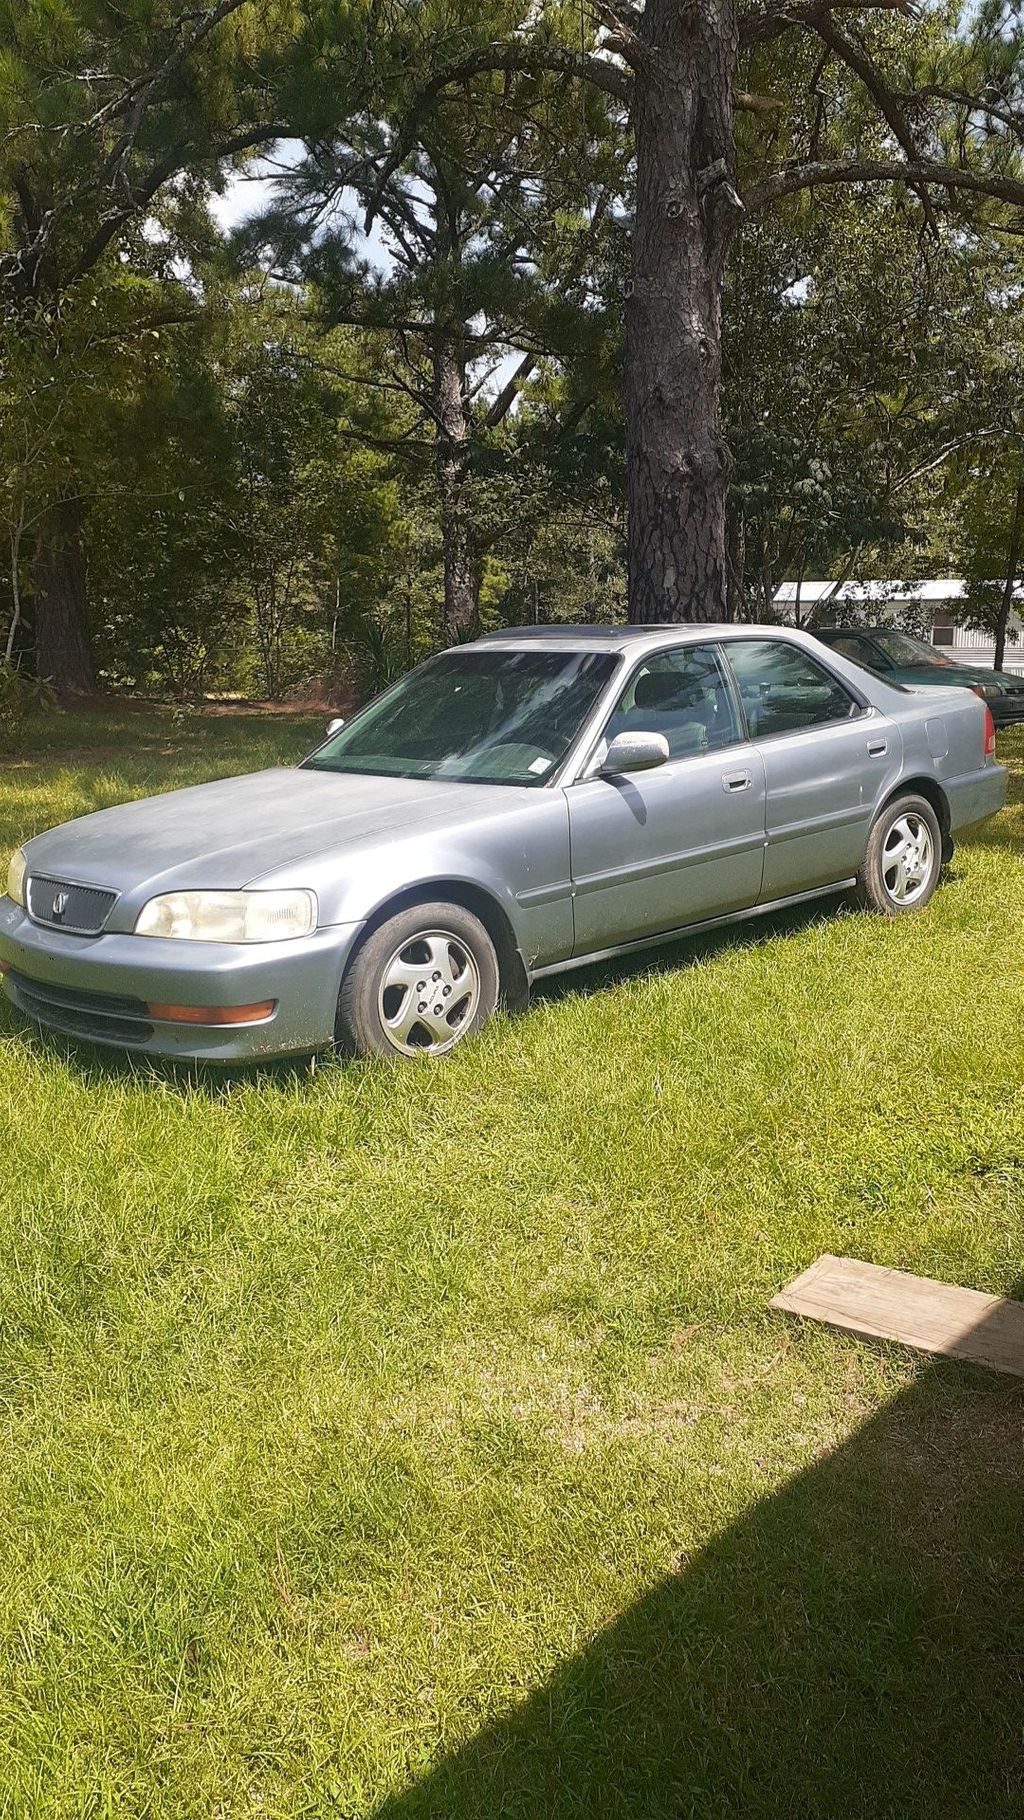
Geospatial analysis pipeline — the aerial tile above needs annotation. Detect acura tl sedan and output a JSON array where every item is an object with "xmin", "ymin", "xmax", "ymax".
[{"xmin": 0, "ymin": 625, "xmax": 1007, "ymax": 1063}]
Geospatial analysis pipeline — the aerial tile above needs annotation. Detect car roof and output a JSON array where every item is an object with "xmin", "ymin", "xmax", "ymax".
[
  {"xmin": 816, "ymin": 627, "xmax": 891, "ymax": 637},
  {"xmin": 474, "ymin": 623, "xmax": 815, "ymax": 654}
]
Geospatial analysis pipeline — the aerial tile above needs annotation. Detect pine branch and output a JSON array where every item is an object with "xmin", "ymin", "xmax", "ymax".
[
  {"xmin": 362, "ymin": 45, "xmax": 632, "ymax": 236},
  {"xmin": 92, "ymin": 0, "xmax": 255, "ymax": 160},
  {"xmin": 483, "ymin": 354, "xmax": 538, "ymax": 428},
  {"xmin": 903, "ymin": 83, "xmax": 1024, "ymax": 145},
  {"xmin": 745, "ymin": 155, "xmax": 1024, "ymax": 214},
  {"xmin": 809, "ymin": 15, "xmax": 939, "ymax": 233},
  {"xmin": 740, "ymin": 0, "xmax": 917, "ymax": 51}
]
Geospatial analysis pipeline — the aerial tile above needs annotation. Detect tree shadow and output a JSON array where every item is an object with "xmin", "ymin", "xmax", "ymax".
[
  {"xmin": 531, "ymin": 888, "xmax": 856, "ymax": 1006},
  {"xmin": 373, "ymin": 1296, "xmax": 1024, "ymax": 1820}
]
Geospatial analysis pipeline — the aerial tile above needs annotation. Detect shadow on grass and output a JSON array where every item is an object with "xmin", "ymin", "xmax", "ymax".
[
  {"xmin": 374, "ymin": 1297, "xmax": 1024, "ymax": 1820},
  {"xmin": 530, "ymin": 890, "xmax": 856, "ymax": 1007}
]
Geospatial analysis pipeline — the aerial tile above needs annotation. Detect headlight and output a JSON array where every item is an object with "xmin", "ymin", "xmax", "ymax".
[
  {"xmin": 6, "ymin": 848, "xmax": 27, "ymax": 908},
  {"xmin": 134, "ymin": 889, "xmax": 317, "ymax": 943}
]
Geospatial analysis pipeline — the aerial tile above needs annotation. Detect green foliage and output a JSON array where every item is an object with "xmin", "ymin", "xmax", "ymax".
[
  {"xmin": 2, "ymin": 0, "xmax": 1024, "ymax": 682},
  {"xmin": 226, "ymin": 304, "xmax": 404, "ymax": 697},
  {"xmin": 0, "ymin": 0, "xmax": 295, "ymax": 299}
]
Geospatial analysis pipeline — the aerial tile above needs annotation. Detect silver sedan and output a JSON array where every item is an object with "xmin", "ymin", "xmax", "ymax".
[{"xmin": 0, "ymin": 625, "xmax": 1008, "ymax": 1062}]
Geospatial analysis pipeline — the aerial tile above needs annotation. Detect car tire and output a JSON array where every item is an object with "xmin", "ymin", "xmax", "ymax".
[
  {"xmin": 854, "ymin": 793, "xmax": 942, "ymax": 917},
  {"xmin": 336, "ymin": 900, "xmax": 500, "ymax": 1059}
]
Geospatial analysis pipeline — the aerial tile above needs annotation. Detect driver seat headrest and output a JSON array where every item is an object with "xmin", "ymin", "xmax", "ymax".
[
  {"xmin": 635, "ymin": 671, "xmax": 679, "ymax": 710},
  {"xmin": 634, "ymin": 669, "xmax": 705, "ymax": 710}
]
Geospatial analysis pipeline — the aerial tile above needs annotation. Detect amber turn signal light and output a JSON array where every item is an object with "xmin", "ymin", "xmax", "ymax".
[{"xmin": 146, "ymin": 1000, "xmax": 276, "ymax": 1026}]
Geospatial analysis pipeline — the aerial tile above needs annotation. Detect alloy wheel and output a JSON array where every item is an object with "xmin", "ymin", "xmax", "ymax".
[
  {"xmin": 377, "ymin": 928, "xmax": 482, "ymax": 1055},
  {"xmin": 881, "ymin": 812, "xmax": 934, "ymax": 906}
]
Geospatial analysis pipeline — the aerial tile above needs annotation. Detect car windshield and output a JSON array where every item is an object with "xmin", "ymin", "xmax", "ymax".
[
  {"xmin": 871, "ymin": 629, "xmax": 955, "ymax": 667},
  {"xmin": 303, "ymin": 647, "xmax": 619, "ymax": 785}
]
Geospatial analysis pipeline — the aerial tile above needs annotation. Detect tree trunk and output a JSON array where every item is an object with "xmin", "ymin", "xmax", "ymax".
[
  {"xmin": 994, "ymin": 480, "xmax": 1024, "ymax": 671},
  {"xmin": 432, "ymin": 331, "xmax": 477, "ymax": 638},
  {"xmin": 5, "ymin": 494, "xmax": 26, "ymax": 666},
  {"xmin": 725, "ymin": 501, "xmax": 745, "ymax": 622},
  {"xmin": 626, "ymin": 0, "xmax": 740, "ymax": 624},
  {"xmin": 32, "ymin": 498, "xmax": 94, "ymax": 690}
]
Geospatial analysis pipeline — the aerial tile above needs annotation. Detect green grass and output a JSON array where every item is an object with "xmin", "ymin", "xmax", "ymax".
[{"xmin": 1, "ymin": 702, "xmax": 1023, "ymax": 1818}]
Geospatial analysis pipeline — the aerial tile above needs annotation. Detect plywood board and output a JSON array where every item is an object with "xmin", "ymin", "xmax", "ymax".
[{"xmin": 771, "ymin": 1254, "xmax": 1024, "ymax": 1378}]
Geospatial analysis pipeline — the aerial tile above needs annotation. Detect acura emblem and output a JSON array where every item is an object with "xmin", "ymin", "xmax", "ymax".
[{"xmin": 52, "ymin": 891, "xmax": 69, "ymax": 921}]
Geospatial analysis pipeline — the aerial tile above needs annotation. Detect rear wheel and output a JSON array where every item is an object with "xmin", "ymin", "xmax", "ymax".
[
  {"xmin": 854, "ymin": 793, "xmax": 942, "ymax": 917},
  {"xmin": 337, "ymin": 900, "xmax": 499, "ymax": 1059}
]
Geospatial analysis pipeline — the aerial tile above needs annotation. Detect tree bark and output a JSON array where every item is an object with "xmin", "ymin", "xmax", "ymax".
[
  {"xmin": 432, "ymin": 331, "xmax": 477, "ymax": 638},
  {"xmin": 32, "ymin": 498, "xmax": 94, "ymax": 690},
  {"xmin": 994, "ymin": 480, "xmax": 1024, "ymax": 672},
  {"xmin": 626, "ymin": 0, "xmax": 741, "ymax": 624}
]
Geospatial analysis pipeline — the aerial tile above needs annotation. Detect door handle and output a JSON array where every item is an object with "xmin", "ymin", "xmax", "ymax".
[
  {"xmin": 722, "ymin": 769, "xmax": 752, "ymax": 792},
  {"xmin": 867, "ymin": 738, "xmax": 888, "ymax": 756}
]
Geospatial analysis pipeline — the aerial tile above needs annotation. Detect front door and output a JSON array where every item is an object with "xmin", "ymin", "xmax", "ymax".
[{"xmin": 566, "ymin": 644, "xmax": 767, "ymax": 956}]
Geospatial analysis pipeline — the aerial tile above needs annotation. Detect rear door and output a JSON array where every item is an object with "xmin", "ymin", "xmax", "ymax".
[
  {"xmin": 722, "ymin": 637, "xmax": 898, "ymax": 900},
  {"xmin": 566, "ymin": 643, "xmax": 767, "ymax": 955}
]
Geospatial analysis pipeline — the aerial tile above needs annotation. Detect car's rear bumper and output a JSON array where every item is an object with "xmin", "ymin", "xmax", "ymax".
[
  {"xmin": 945, "ymin": 763, "xmax": 1008, "ymax": 833},
  {"xmin": 0, "ymin": 896, "xmax": 363, "ymax": 1060}
]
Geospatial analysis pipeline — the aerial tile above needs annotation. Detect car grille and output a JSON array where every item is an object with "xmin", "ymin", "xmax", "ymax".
[
  {"xmin": 4, "ymin": 967, "xmax": 153, "ymax": 1045},
  {"xmin": 26, "ymin": 875, "xmax": 118, "ymax": 935}
]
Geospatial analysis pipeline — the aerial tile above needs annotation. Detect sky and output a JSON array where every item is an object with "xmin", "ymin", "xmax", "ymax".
[{"xmin": 208, "ymin": 144, "xmax": 393, "ymax": 272}]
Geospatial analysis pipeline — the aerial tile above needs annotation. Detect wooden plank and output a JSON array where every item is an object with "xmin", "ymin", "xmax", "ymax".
[{"xmin": 771, "ymin": 1254, "xmax": 1024, "ymax": 1378}]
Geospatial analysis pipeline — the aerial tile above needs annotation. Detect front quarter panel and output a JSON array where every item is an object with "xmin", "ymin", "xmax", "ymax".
[{"xmin": 255, "ymin": 788, "xmax": 575, "ymax": 971}]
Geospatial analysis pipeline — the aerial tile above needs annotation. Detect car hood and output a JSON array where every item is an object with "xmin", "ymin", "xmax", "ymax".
[
  {"xmin": 963, "ymin": 665, "xmax": 1024, "ymax": 691},
  {"xmin": 21, "ymin": 766, "xmax": 534, "ymax": 896}
]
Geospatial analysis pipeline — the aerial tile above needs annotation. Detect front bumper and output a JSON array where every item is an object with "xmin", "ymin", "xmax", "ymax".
[
  {"xmin": 993, "ymin": 701, "xmax": 1024, "ymax": 729},
  {"xmin": 0, "ymin": 896, "xmax": 364, "ymax": 1060}
]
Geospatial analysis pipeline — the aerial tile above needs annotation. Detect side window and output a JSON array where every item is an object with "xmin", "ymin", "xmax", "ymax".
[
  {"xmin": 726, "ymin": 640, "xmax": 862, "ymax": 738},
  {"xmin": 604, "ymin": 644, "xmax": 741, "ymax": 760},
  {"xmin": 829, "ymin": 634, "xmax": 881, "ymax": 670}
]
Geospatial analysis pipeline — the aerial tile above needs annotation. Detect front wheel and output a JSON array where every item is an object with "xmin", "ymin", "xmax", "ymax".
[
  {"xmin": 337, "ymin": 900, "xmax": 499, "ymax": 1059},
  {"xmin": 854, "ymin": 793, "xmax": 942, "ymax": 917}
]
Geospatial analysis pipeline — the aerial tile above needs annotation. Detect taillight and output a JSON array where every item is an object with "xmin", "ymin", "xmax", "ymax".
[{"xmin": 983, "ymin": 705, "xmax": 996, "ymax": 758}]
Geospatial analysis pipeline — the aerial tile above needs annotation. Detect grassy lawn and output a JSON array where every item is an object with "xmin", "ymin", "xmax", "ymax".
[{"xmin": 1, "ymin": 702, "xmax": 1023, "ymax": 1818}]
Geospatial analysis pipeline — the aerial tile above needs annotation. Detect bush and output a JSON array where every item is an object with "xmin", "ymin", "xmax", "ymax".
[{"xmin": 0, "ymin": 665, "xmax": 54, "ymax": 756}]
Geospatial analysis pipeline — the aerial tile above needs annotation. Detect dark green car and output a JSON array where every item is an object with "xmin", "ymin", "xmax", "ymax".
[{"xmin": 813, "ymin": 627, "xmax": 1024, "ymax": 729}]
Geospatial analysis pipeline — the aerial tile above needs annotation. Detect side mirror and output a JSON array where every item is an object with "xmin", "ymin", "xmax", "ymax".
[
  {"xmin": 600, "ymin": 730, "xmax": 670, "ymax": 776},
  {"xmin": 326, "ymin": 717, "xmax": 345, "ymax": 738}
]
